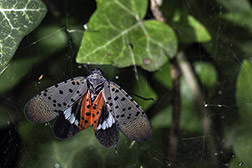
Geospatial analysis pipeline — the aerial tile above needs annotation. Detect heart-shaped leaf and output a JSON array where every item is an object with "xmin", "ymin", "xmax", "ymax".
[{"xmin": 77, "ymin": 0, "xmax": 177, "ymax": 71}]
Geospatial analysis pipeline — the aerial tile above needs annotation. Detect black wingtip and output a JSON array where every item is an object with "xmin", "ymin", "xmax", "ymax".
[
  {"xmin": 53, "ymin": 113, "xmax": 80, "ymax": 140},
  {"xmin": 95, "ymin": 124, "xmax": 120, "ymax": 148}
]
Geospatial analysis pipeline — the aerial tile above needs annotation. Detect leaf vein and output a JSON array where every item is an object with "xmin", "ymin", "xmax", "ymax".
[
  {"xmin": 114, "ymin": 0, "xmax": 138, "ymax": 19},
  {"xmin": 84, "ymin": 22, "xmax": 141, "ymax": 57}
]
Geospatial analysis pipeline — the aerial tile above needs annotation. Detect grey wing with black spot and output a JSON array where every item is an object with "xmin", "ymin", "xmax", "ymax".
[
  {"xmin": 24, "ymin": 77, "xmax": 88, "ymax": 123},
  {"xmin": 102, "ymin": 81, "xmax": 152, "ymax": 141}
]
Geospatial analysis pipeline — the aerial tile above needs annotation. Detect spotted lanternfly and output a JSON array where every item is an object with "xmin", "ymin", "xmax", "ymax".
[{"xmin": 24, "ymin": 69, "xmax": 152, "ymax": 148}]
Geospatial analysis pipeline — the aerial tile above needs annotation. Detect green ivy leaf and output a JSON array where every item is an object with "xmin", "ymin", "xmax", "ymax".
[
  {"xmin": 232, "ymin": 60, "xmax": 252, "ymax": 167},
  {"xmin": 0, "ymin": 0, "xmax": 47, "ymax": 74},
  {"xmin": 194, "ymin": 62, "xmax": 217, "ymax": 88},
  {"xmin": 77, "ymin": 0, "xmax": 177, "ymax": 72}
]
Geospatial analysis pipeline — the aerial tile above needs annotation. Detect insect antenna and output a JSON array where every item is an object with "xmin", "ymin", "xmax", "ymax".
[
  {"xmin": 82, "ymin": 64, "xmax": 91, "ymax": 74},
  {"xmin": 128, "ymin": 92, "xmax": 154, "ymax": 102}
]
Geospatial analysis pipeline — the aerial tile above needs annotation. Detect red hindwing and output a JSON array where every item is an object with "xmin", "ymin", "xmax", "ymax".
[{"xmin": 79, "ymin": 90, "xmax": 103, "ymax": 131}]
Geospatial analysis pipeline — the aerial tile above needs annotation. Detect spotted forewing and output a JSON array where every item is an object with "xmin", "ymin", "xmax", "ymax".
[
  {"xmin": 102, "ymin": 81, "xmax": 152, "ymax": 141},
  {"xmin": 24, "ymin": 77, "xmax": 87, "ymax": 123},
  {"xmin": 24, "ymin": 69, "xmax": 152, "ymax": 148}
]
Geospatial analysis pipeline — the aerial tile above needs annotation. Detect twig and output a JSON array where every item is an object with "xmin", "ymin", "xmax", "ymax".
[
  {"xmin": 176, "ymin": 52, "xmax": 218, "ymax": 166},
  {"xmin": 150, "ymin": 0, "xmax": 166, "ymax": 22},
  {"xmin": 150, "ymin": 1, "xmax": 218, "ymax": 166},
  {"xmin": 150, "ymin": 0, "xmax": 181, "ymax": 165},
  {"xmin": 168, "ymin": 60, "xmax": 181, "ymax": 163}
]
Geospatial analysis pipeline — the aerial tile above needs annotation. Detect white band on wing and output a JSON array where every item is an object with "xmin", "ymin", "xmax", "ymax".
[{"xmin": 97, "ymin": 112, "xmax": 115, "ymax": 130}]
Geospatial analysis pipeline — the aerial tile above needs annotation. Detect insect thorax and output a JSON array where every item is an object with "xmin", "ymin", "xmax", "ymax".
[{"xmin": 87, "ymin": 69, "xmax": 106, "ymax": 103}]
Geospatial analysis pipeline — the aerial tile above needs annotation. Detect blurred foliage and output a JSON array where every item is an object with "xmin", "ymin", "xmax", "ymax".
[
  {"xmin": 222, "ymin": 10, "xmax": 252, "ymax": 33},
  {"xmin": 161, "ymin": 0, "xmax": 212, "ymax": 43},
  {"xmin": 231, "ymin": 60, "xmax": 252, "ymax": 168},
  {"xmin": 0, "ymin": 0, "xmax": 252, "ymax": 167},
  {"xmin": 194, "ymin": 62, "xmax": 218, "ymax": 88},
  {"xmin": 18, "ymin": 121, "xmax": 126, "ymax": 168},
  {"xmin": 0, "ymin": 57, "xmax": 41, "ymax": 93},
  {"xmin": 152, "ymin": 77, "xmax": 202, "ymax": 133},
  {"xmin": 0, "ymin": 105, "xmax": 16, "ymax": 127}
]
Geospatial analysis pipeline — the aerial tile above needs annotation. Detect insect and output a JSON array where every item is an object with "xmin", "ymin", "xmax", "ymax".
[{"xmin": 24, "ymin": 68, "xmax": 152, "ymax": 148}]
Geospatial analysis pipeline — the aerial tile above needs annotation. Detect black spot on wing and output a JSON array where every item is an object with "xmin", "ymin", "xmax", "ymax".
[
  {"xmin": 102, "ymin": 81, "xmax": 152, "ymax": 142},
  {"xmin": 27, "ymin": 77, "xmax": 87, "ymax": 119},
  {"xmin": 93, "ymin": 104, "xmax": 97, "ymax": 110}
]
